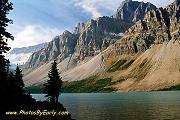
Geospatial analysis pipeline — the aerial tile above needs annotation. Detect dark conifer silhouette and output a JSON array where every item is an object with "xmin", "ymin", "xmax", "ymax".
[
  {"xmin": 13, "ymin": 65, "xmax": 24, "ymax": 96},
  {"xmin": 0, "ymin": 56, "xmax": 10, "ymax": 91},
  {"xmin": 0, "ymin": 0, "xmax": 13, "ymax": 109},
  {"xmin": 44, "ymin": 60, "xmax": 63, "ymax": 103},
  {"xmin": 7, "ymin": 71, "xmax": 15, "ymax": 91},
  {"xmin": 0, "ymin": 0, "xmax": 14, "ymax": 54}
]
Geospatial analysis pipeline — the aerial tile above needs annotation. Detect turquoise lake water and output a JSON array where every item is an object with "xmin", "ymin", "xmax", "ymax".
[{"xmin": 32, "ymin": 92, "xmax": 180, "ymax": 120}]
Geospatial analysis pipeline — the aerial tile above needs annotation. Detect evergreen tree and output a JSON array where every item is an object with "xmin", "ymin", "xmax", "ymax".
[
  {"xmin": 8, "ymin": 71, "xmax": 14, "ymax": 87},
  {"xmin": 44, "ymin": 60, "xmax": 63, "ymax": 103},
  {"xmin": 14, "ymin": 65, "xmax": 24, "ymax": 96},
  {"xmin": 7, "ymin": 71, "xmax": 15, "ymax": 96},
  {"xmin": 0, "ymin": 0, "xmax": 14, "ymax": 54},
  {"xmin": 0, "ymin": 56, "xmax": 10, "ymax": 83},
  {"xmin": 0, "ymin": 0, "xmax": 13, "ymax": 104}
]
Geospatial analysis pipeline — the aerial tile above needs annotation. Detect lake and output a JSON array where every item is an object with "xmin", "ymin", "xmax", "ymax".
[{"xmin": 32, "ymin": 92, "xmax": 180, "ymax": 120}]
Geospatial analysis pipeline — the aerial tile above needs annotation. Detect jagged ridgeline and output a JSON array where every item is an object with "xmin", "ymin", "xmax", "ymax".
[
  {"xmin": 105, "ymin": 0, "xmax": 180, "ymax": 57},
  {"xmin": 24, "ymin": 0, "xmax": 180, "ymax": 92},
  {"xmin": 23, "ymin": 0, "xmax": 156, "ymax": 69},
  {"xmin": 102, "ymin": 0, "xmax": 180, "ymax": 91}
]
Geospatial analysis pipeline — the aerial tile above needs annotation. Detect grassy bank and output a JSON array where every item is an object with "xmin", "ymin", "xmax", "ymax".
[{"xmin": 25, "ymin": 76, "xmax": 116, "ymax": 93}]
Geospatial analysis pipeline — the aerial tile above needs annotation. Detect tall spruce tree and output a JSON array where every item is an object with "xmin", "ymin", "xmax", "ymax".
[
  {"xmin": 0, "ymin": 0, "xmax": 14, "ymax": 54},
  {"xmin": 0, "ymin": 0, "xmax": 14, "ymax": 103},
  {"xmin": 7, "ymin": 71, "xmax": 15, "ymax": 97},
  {"xmin": 44, "ymin": 60, "xmax": 63, "ymax": 103},
  {"xmin": 14, "ymin": 65, "xmax": 24, "ymax": 96},
  {"xmin": 8, "ymin": 71, "xmax": 14, "ymax": 88}
]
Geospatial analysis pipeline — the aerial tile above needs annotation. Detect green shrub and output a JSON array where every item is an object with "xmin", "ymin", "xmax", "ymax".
[
  {"xmin": 62, "ymin": 77, "xmax": 115, "ymax": 93},
  {"xmin": 107, "ymin": 59, "xmax": 127, "ymax": 72},
  {"xmin": 139, "ymin": 59, "xmax": 147, "ymax": 68},
  {"xmin": 121, "ymin": 60, "xmax": 134, "ymax": 70},
  {"xmin": 107, "ymin": 59, "xmax": 135, "ymax": 72}
]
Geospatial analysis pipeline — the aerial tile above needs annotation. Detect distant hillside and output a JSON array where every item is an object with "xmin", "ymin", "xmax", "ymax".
[{"xmin": 6, "ymin": 43, "xmax": 48, "ymax": 65}]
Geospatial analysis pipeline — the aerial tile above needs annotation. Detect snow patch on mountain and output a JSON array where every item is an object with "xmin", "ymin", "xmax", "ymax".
[
  {"xmin": 5, "ymin": 43, "xmax": 48, "ymax": 65},
  {"xmin": 6, "ymin": 53, "xmax": 33, "ymax": 65}
]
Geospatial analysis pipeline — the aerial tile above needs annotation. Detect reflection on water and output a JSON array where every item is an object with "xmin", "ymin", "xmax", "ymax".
[{"xmin": 32, "ymin": 91, "xmax": 180, "ymax": 120}]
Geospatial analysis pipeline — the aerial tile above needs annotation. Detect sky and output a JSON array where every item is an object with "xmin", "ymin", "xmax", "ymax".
[{"xmin": 7, "ymin": 0, "xmax": 173, "ymax": 49}]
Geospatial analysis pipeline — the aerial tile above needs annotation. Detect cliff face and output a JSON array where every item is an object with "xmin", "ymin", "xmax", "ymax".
[
  {"xmin": 74, "ymin": 17, "xmax": 130, "ymax": 60},
  {"xmin": 24, "ymin": 31, "xmax": 77, "ymax": 68},
  {"xmin": 114, "ymin": 0, "xmax": 157, "ymax": 22},
  {"xmin": 167, "ymin": 0, "xmax": 180, "ymax": 40},
  {"xmin": 105, "ymin": 0, "xmax": 180, "ymax": 58},
  {"xmin": 74, "ymin": 0, "xmax": 156, "ymax": 60},
  {"xmin": 24, "ymin": 0, "xmax": 157, "ymax": 69}
]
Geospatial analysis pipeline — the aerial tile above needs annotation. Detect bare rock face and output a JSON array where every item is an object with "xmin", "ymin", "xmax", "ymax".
[
  {"xmin": 74, "ymin": 17, "xmax": 131, "ymax": 60},
  {"xmin": 105, "ymin": 0, "xmax": 180, "ymax": 58},
  {"xmin": 166, "ymin": 0, "xmax": 180, "ymax": 40},
  {"xmin": 24, "ymin": 31, "xmax": 77, "ymax": 68},
  {"xmin": 73, "ymin": 0, "xmax": 157, "ymax": 61},
  {"xmin": 114, "ymin": 0, "xmax": 156, "ymax": 22},
  {"xmin": 24, "ymin": 0, "xmax": 157, "ymax": 69}
]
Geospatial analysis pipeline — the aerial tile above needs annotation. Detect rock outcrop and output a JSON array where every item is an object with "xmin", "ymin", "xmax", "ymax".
[
  {"xmin": 114, "ymin": 0, "xmax": 157, "ymax": 22},
  {"xmin": 166, "ymin": 0, "xmax": 180, "ymax": 40},
  {"xmin": 105, "ymin": 0, "xmax": 180, "ymax": 58},
  {"xmin": 74, "ymin": 17, "xmax": 130, "ymax": 60},
  {"xmin": 24, "ymin": 31, "xmax": 77, "ymax": 68},
  {"xmin": 24, "ymin": 0, "xmax": 157, "ymax": 69}
]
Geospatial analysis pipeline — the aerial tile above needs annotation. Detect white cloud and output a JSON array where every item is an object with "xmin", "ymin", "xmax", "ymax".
[
  {"xmin": 73, "ymin": 0, "xmax": 172, "ymax": 19},
  {"xmin": 8, "ymin": 25, "xmax": 62, "ymax": 49},
  {"xmin": 73, "ymin": 0, "xmax": 122, "ymax": 18},
  {"xmin": 73, "ymin": 0, "xmax": 104, "ymax": 18}
]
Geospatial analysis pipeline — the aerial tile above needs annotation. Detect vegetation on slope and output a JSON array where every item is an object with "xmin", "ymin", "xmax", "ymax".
[
  {"xmin": 26, "ymin": 76, "xmax": 116, "ymax": 93},
  {"xmin": 158, "ymin": 84, "xmax": 180, "ymax": 91},
  {"xmin": 107, "ymin": 59, "xmax": 134, "ymax": 72},
  {"xmin": 62, "ymin": 77, "xmax": 115, "ymax": 93},
  {"xmin": 139, "ymin": 59, "xmax": 148, "ymax": 68},
  {"xmin": 25, "ymin": 84, "xmax": 44, "ymax": 93}
]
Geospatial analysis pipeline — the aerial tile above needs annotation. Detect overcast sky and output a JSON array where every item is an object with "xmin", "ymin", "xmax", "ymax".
[{"xmin": 7, "ymin": 0, "xmax": 173, "ymax": 49}]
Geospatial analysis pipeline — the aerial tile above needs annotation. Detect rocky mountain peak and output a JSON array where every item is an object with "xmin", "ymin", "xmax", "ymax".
[
  {"xmin": 105, "ymin": 0, "xmax": 180, "ymax": 59},
  {"xmin": 23, "ymin": 31, "xmax": 78, "ymax": 68},
  {"xmin": 62, "ymin": 30, "xmax": 71, "ymax": 35},
  {"xmin": 173, "ymin": 0, "xmax": 180, "ymax": 5},
  {"xmin": 114, "ymin": 0, "xmax": 156, "ymax": 22},
  {"xmin": 23, "ymin": 0, "xmax": 157, "ymax": 69}
]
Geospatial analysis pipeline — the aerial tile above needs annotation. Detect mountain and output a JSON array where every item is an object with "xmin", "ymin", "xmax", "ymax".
[
  {"xmin": 23, "ymin": 0, "xmax": 156, "ymax": 69},
  {"xmin": 114, "ymin": 0, "xmax": 157, "ymax": 22},
  {"xmin": 22, "ymin": 0, "xmax": 180, "ymax": 92},
  {"xmin": 6, "ymin": 43, "xmax": 48, "ymax": 65},
  {"xmin": 25, "ymin": 0, "xmax": 180, "ymax": 92},
  {"xmin": 23, "ymin": 31, "xmax": 77, "ymax": 68},
  {"xmin": 23, "ymin": 0, "xmax": 157, "ymax": 86},
  {"xmin": 100, "ymin": 0, "xmax": 180, "ymax": 91},
  {"xmin": 105, "ymin": 0, "xmax": 180, "ymax": 58}
]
